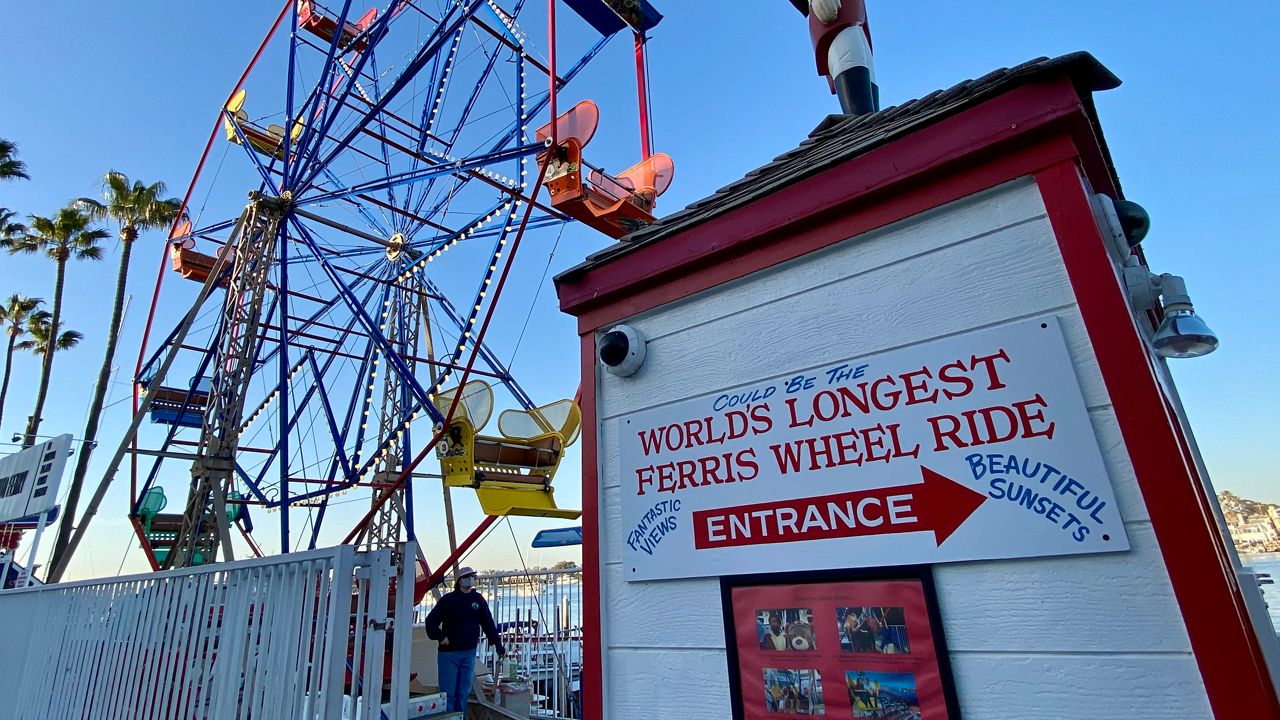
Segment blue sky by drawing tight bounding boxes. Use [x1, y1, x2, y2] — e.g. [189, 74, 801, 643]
[1, 1, 1277, 579]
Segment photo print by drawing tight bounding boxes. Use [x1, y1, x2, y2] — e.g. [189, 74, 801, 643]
[836, 607, 909, 654]
[763, 668, 826, 715]
[757, 608, 817, 651]
[845, 671, 920, 719]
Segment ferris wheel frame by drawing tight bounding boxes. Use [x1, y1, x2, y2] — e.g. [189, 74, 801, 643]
[50, 0, 622, 581]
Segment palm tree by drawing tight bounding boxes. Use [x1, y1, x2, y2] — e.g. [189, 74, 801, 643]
[24, 311, 83, 354]
[0, 295, 43, 431]
[0, 139, 29, 181]
[49, 173, 180, 572]
[1, 206, 106, 446]
[1, 139, 30, 249]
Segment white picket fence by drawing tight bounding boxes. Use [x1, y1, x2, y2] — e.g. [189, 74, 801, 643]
[0, 544, 415, 720]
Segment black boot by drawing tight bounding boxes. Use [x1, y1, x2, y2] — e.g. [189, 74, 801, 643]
[834, 66, 879, 116]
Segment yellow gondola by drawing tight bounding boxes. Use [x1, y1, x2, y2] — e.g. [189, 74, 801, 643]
[222, 89, 302, 160]
[433, 381, 582, 520]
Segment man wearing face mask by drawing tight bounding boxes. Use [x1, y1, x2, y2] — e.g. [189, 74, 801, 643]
[424, 566, 507, 714]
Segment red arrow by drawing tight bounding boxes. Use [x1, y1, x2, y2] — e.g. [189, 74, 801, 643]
[691, 466, 986, 550]
[916, 466, 988, 545]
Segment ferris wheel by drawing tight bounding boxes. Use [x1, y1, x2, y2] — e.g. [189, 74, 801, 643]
[52, 0, 672, 583]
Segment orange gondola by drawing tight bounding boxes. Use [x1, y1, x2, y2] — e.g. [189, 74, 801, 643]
[535, 100, 674, 239]
[167, 219, 229, 285]
[297, 1, 377, 54]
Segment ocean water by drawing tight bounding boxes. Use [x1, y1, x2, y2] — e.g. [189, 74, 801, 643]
[1241, 553, 1280, 636]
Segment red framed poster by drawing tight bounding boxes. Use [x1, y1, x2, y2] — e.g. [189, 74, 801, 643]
[721, 568, 959, 720]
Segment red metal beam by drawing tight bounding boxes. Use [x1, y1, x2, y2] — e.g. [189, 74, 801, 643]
[635, 33, 651, 160]
[424, 515, 498, 589]
[130, 0, 296, 518]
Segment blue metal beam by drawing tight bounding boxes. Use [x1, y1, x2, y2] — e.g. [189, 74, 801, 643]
[288, 217, 445, 425]
[297, 143, 542, 206]
[296, 0, 486, 191]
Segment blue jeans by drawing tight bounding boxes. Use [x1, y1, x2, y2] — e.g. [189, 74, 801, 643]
[438, 649, 477, 713]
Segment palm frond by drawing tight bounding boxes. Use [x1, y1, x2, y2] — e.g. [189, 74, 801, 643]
[25, 311, 81, 354]
[0, 294, 43, 327]
[0, 138, 29, 182]
[14, 205, 106, 261]
[0, 208, 27, 240]
[97, 170, 183, 233]
[55, 330, 83, 350]
[73, 197, 106, 219]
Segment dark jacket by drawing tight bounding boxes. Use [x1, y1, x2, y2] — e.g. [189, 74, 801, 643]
[424, 589, 506, 654]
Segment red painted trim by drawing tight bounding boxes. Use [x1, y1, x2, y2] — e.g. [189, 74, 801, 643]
[1036, 160, 1280, 718]
[558, 75, 1090, 322]
[576, 132, 1077, 333]
[577, 332, 604, 720]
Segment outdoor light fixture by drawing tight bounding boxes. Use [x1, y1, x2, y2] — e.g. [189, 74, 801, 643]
[1093, 193, 1152, 261]
[1113, 200, 1150, 247]
[1124, 258, 1219, 359]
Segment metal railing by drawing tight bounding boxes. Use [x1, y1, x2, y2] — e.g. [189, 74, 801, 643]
[0, 543, 416, 720]
[419, 567, 583, 719]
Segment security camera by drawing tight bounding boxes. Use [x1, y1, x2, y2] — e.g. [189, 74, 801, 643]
[599, 325, 646, 377]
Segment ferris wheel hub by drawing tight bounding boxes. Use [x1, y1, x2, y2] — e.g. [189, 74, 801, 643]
[386, 232, 408, 261]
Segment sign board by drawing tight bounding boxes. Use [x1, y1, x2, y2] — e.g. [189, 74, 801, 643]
[616, 318, 1128, 581]
[0, 434, 72, 525]
[722, 570, 959, 720]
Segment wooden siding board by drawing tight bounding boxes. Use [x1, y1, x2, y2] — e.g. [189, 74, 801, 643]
[948, 654, 1211, 720]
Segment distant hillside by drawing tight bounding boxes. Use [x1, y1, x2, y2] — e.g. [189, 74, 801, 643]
[1219, 491, 1278, 516]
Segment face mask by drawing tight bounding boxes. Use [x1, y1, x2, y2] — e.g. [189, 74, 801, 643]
[460, 578, 475, 591]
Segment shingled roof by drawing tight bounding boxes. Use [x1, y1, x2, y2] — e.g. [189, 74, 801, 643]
[557, 52, 1120, 280]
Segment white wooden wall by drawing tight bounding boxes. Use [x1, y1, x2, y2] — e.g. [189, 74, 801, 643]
[593, 178, 1212, 719]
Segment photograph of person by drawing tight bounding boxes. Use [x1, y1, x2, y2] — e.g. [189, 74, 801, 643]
[763, 668, 826, 715]
[844, 671, 920, 719]
[836, 607, 909, 654]
[756, 608, 817, 651]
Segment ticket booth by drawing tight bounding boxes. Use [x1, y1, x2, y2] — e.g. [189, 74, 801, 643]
[555, 53, 1280, 719]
